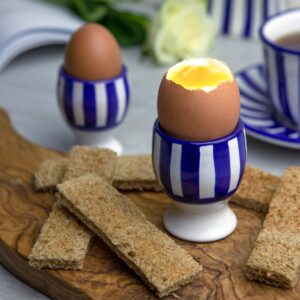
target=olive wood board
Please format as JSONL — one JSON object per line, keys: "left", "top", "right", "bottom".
{"left": 0, "top": 108, "right": 299, "bottom": 300}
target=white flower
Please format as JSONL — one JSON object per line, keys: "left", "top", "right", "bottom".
{"left": 146, "top": 0, "right": 215, "bottom": 65}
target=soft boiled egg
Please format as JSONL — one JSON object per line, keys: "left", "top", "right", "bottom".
{"left": 64, "top": 23, "right": 122, "bottom": 81}
{"left": 157, "top": 58, "right": 240, "bottom": 141}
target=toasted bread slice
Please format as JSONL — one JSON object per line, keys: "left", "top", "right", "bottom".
{"left": 113, "top": 155, "right": 162, "bottom": 191}
{"left": 231, "top": 166, "right": 279, "bottom": 213}
{"left": 57, "top": 174, "right": 202, "bottom": 298}
{"left": 34, "top": 158, "right": 68, "bottom": 192}
{"left": 245, "top": 167, "right": 300, "bottom": 288}
{"left": 63, "top": 146, "right": 117, "bottom": 183}
{"left": 29, "top": 203, "right": 92, "bottom": 270}
{"left": 30, "top": 147, "right": 117, "bottom": 270}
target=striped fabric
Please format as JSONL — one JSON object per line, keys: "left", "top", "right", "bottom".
{"left": 152, "top": 120, "right": 247, "bottom": 204}
{"left": 208, "top": 0, "right": 289, "bottom": 38}
{"left": 57, "top": 67, "right": 130, "bottom": 131}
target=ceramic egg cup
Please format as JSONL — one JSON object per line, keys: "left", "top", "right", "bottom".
{"left": 57, "top": 66, "right": 130, "bottom": 155}
{"left": 152, "top": 119, "right": 247, "bottom": 242}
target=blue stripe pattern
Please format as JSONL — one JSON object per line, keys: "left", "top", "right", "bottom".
{"left": 262, "top": 0, "right": 268, "bottom": 20}
{"left": 222, "top": 0, "right": 232, "bottom": 34}
{"left": 160, "top": 138, "right": 172, "bottom": 195}
{"left": 243, "top": 0, "right": 253, "bottom": 37}
{"left": 275, "top": 52, "right": 293, "bottom": 121}
{"left": 106, "top": 82, "right": 119, "bottom": 127}
{"left": 123, "top": 75, "right": 130, "bottom": 117}
{"left": 57, "top": 66, "right": 130, "bottom": 131}
{"left": 83, "top": 83, "right": 96, "bottom": 127}
{"left": 213, "top": 143, "right": 231, "bottom": 198}
{"left": 152, "top": 120, "right": 247, "bottom": 204}
{"left": 181, "top": 145, "right": 200, "bottom": 199}
{"left": 207, "top": 0, "right": 289, "bottom": 39}
{"left": 207, "top": 0, "right": 213, "bottom": 14}
{"left": 236, "top": 64, "right": 300, "bottom": 149}
{"left": 64, "top": 78, "right": 75, "bottom": 124}
{"left": 264, "top": 44, "right": 300, "bottom": 126}
{"left": 239, "top": 71, "right": 268, "bottom": 97}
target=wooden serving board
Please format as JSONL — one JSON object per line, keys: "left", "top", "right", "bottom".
{"left": 0, "top": 108, "right": 299, "bottom": 300}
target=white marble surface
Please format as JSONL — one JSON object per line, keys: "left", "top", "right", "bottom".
{"left": 0, "top": 34, "right": 299, "bottom": 299}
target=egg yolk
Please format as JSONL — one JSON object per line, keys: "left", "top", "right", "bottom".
{"left": 166, "top": 58, "right": 233, "bottom": 92}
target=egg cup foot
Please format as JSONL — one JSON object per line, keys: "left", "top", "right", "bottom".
{"left": 163, "top": 199, "right": 237, "bottom": 242}
{"left": 73, "top": 129, "right": 122, "bottom": 155}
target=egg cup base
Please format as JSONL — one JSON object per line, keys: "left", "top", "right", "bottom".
{"left": 73, "top": 128, "right": 122, "bottom": 155}
{"left": 163, "top": 199, "right": 237, "bottom": 242}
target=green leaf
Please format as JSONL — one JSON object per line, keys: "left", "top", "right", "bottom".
{"left": 45, "top": 0, "right": 149, "bottom": 47}
{"left": 101, "top": 10, "right": 149, "bottom": 46}
{"left": 72, "top": 0, "right": 109, "bottom": 22}
{"left": 44, "top": 0, "right": 73, "bottom": 6}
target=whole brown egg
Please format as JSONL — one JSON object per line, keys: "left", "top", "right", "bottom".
{"left": 157, "top": 58, "right": 240, "bottom": 141}
{"left": 64, "top": 23, "right": 122, "bottom": 81}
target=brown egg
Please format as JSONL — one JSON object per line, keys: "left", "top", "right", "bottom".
{"left": 64, "top": 23, "right": 122, "bottom": 81}
{"left": 157, "top": 59, "right": 240, "bottom": 141}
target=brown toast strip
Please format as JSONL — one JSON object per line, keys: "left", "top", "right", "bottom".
{"left": 63, "top": 146, "right": 116, "bottom": 182}
{"left": 34, "top": 158, "right": 68, "bottom": 192}
{"left": 113, "top": 154, "right": 162, "bottom": 191}
{"left": 29, "top": 202, "right": 92, "bottom": 270}
{"left": 230, "top": 165, "right": 279, "bottom": 213}
{"left": 57, "top": 174, "right": 202, "bottom": 298}
{"left": 246, "top": 230, "right": 300, "bottom": 288}
{"left": 29, "top": 147, "right": 117, "bottom": 270}
{"left": 245, "top": 167, "right": 300, "bottom": 288}
{"left": 35, "top": 156, "right": 279, "bottom": 213}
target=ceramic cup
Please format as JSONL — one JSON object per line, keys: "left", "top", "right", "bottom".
{"left": 57, "top": 66, "right": 130, "bottom": 154}
{"left": 260, "top": 9, "right": 300, "bottom": 130}
{"left": 152, "top": 119, "right": 247, "bottom": 242}
{"left": 208, "top": 0, "right": 289, "bottom": 39}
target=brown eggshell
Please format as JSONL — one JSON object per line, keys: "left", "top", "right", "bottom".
{"left": 157, "top": 75, "right": 240, "bottom": 141}
{"left": 64, "top": 23, "right": 122, "bottom": 81}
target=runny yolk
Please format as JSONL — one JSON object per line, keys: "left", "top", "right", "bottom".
{"left": 166, "top": 63, "right": 233, "bottom": 92}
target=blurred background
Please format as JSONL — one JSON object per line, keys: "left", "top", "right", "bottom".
{"left": 0, "top": 1, "right": 300, "bottom": 298}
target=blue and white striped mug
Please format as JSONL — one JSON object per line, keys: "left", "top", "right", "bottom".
{"left": 260, "top": 9, "right": 300, "bottom": 129}
{"left": 57, "top": 66, "right": 130, "bottom": 153}
{"left": 152, "top": 119, "right": 247, "bottom": 242}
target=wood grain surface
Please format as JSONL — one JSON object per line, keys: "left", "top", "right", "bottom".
{"left": 0, "top": 108, "right": 299, "bottom": 300}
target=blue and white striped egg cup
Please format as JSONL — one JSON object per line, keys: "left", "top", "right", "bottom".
{"left": 152, "top": 119, "right": 247, "bottom": 242}
{"left": 260, "top": 8, "right": 300, "bottom": 131}
{"left": 57, "top": 66, "right": 130, "bottom": 154}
